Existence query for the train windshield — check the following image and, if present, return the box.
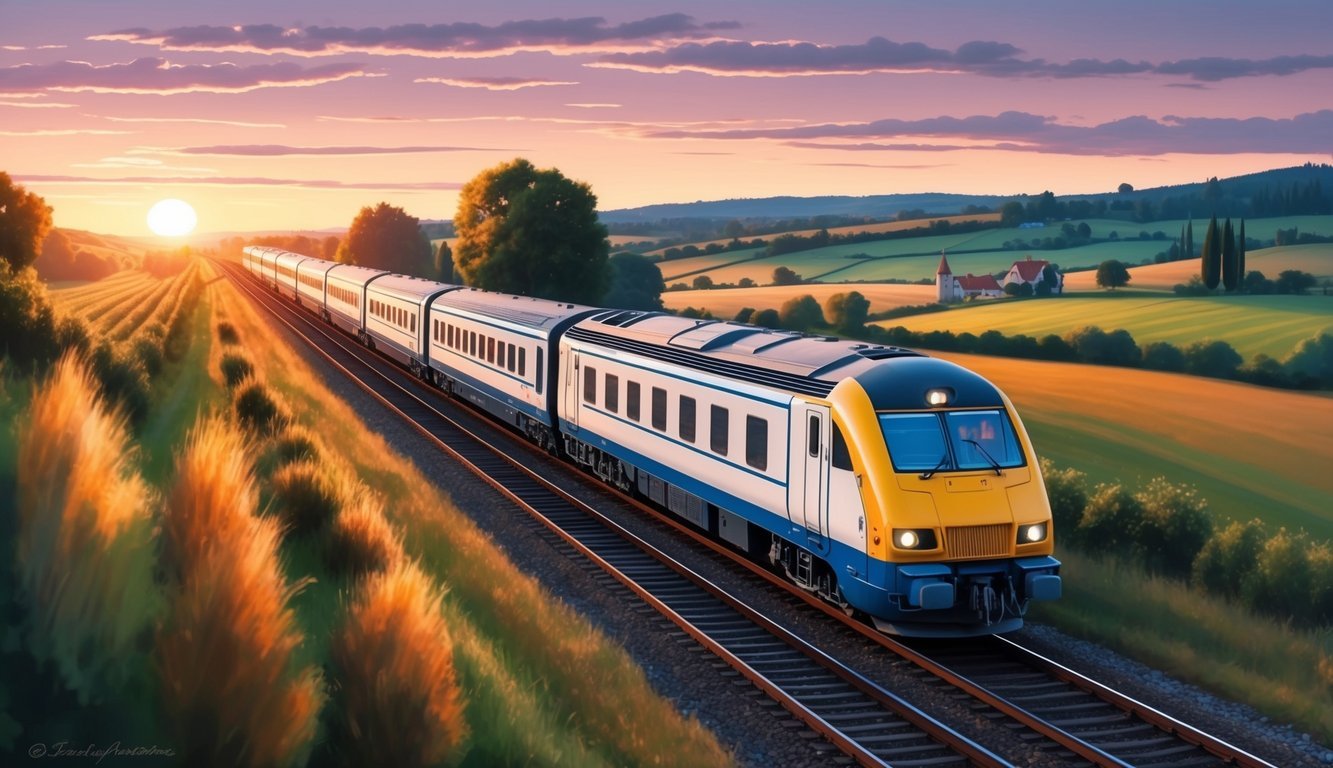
[878,410,1025,474]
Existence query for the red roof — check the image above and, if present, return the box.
[956,273,1001,291]
[936,253,952,275]
[1010,255,1049,282]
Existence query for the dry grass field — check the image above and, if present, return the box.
[1063,243,1333,291]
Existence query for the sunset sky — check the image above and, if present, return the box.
[3,0,1331,237]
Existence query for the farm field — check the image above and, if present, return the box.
[930,351,1333,539]
[876,293,1333,360]
[663,282,937,318]
[1062,243,1333,291]
[643,212,1001,257]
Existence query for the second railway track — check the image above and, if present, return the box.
[222,258,1287,768]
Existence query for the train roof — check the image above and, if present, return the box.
[296,257,341,275]
[326,263,390,287]
[566,310,1002,406]
[433,287,601,333]
[365,273,457,302]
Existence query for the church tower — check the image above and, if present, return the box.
[936,252,956,303]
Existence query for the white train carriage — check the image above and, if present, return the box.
[324,264,389,339]
[427,289,599,448]
[259,248,283,290]
[241,246,270,278]
[364,274,457,376]
[273,250,312,302]
[293,256,341,315]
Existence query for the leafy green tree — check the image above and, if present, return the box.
[1076,484,1143,560]
[1094,259,1131,290]
[1133,478,1213,579]
[999,200,1025,227]
[733,307,755,324]
[1201,216,1221,290]
[1064,326,1141,366]
[1245,529,1314,625]
[341,202,433,276]
[778,295,824,332]
[454,158,609,303]
[1140,341,1187,372]
[751,308,780,328]
[602,253,664,311]
[1282,331,1333,385]
[771,266,802,286]
[692,275,714,290]
[1,172,54,272]
[824,291,869,334]
[1039,458,1087,545]
[1274,269,1316,295]
[1221,218,1238,291]
[1183,339,1243,378]
[1243,270,1272,294]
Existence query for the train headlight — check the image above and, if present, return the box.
[892,528,937,550]
[925,388,952,407]
[1018,523,1048,544]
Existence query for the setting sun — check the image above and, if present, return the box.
[147,199,197,237]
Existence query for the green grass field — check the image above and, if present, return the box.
[876,293,1333,360]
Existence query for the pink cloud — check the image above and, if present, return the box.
[413,76,576,90]
[0,57,374,94]
[16,173,463,191]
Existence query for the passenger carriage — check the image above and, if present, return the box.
[292,256,341,315]
[323,264,388,339]
[363,274,457,377]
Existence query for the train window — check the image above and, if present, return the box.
[412,314,416,334]
[521,347,528,377]
[531,348,539,393]
[605,374,619,413]
[651,387,667,431]
[746,416,768,471]
[497,341,506,369]
[832,425,852,470]
[808,414,821,458]
[470,331,477,357]
[627,382,641,421]
[507,344,516,372]
[583,366,597,404]
[446,324,454,347]
[679,396,696,443]
[710,405,728,455]
[487,337,495,364]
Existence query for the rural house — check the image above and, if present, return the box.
[1003,255,1062,294]
[936,253,1003,303]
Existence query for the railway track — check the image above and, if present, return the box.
[223,260,1285,768]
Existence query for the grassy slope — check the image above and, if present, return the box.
[930,351,1333,538]
[663,282,937,318]
[877,293,1333,360]
[1062,243,1333,290]
[645,212,1001,257]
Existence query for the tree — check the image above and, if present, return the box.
[342,203,433,276]
[1236,220,1246,287]
[1117,182,1134,194]
[771,266,802,286]
[1282,331,1333,385]
[692,275,714,290]
[999,200,1025,228]
[0,172,54,272]
[1274,269,1317,294]
[454,158,609,304]
[824,291,869,334]
[1095,259,1131,290]
[1201,216,1221,290]
[601,253,664,311]
[434,240,454,283]
[1184,220,1194,260]
[1221,218,1238,292]
[751,308,780,328]
[1183,339,1242,379]
[778,295,825,332]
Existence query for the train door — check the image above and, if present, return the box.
[792,401,830,545]
[563,350,580,431]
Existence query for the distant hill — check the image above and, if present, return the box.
[597,164,1333,225]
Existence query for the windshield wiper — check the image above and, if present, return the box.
[919,455,951,479]
[963,439,1004,476]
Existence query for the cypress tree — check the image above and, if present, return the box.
[1179,225,1186,261]
[1201,216,1221,290]
[1221,217,1238,291]
[1237,220,1247,288]
[1185,220,1194,260]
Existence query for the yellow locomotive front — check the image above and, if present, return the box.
[826,356,1061,636]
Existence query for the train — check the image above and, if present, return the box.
[242,245,1061,637]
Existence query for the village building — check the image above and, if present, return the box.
[1003,255,1063,294]
[936,254,1003,303]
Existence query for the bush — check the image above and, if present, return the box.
[233,380,290,434]
[268,425,320,468]
[0,266,59,369]
[131,335,163,377]
[1141,341,1187,372]
[1064,326,1141,367]
[325,493,404,578]
[54,315,91,357]
[219,353,254,389]
[1133,477,1212,579]
[217,321,240,345]
[329,560,466,767]
[778,294,825,332]
[1183,339,1243,379]
[270,460,340,536]
[15,354,159,702]
[88,340,150,429]
[1192,519,1267,599]
[1076,483,1143,560]
[1040,459,1087,545]
[1244,528,1314,625]
[1282,331,1333,387]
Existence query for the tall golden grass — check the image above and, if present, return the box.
[157,415,323,767]
[330,559,465,767]
[15,353,159,703]
[325,491,404,577]
[270,459,340,535]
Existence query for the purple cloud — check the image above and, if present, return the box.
[0,57,373,94]
[91,15,740,58]
[595,36,1332,81]
[175,144,505,156]
[644,110,1333,156]
[16,174,462,191]
[413,76,576,90]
